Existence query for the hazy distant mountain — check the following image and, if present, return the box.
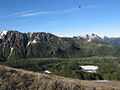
[74,33,102,42]
[75,34,120,47]
[0,30,120,61]
[102,36,120,47]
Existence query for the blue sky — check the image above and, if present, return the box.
[0,0,120,37]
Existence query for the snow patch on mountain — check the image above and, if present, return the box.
[8,47,14,59]
[85,33,102,42]
[11,47,14,52]
[29,33,33,37]
[27,39,37,46]
[31,39,37,44]
[27,41,31,46]
[0,30,8,38]
[73,33,102,42]
[1,30,8,36]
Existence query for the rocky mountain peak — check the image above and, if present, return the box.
[0,30,9,38]
[0,30,61,60]
[73,33,102,42]
[84,33,102,42]
[0,30,120,62]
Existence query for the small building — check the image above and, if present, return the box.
[44,70,51,74]
[79,65,98,73]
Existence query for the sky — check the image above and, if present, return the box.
[0,0,120,37]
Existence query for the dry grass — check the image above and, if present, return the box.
[0,65,120,90]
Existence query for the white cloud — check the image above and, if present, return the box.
[12,5,99,17]
[82,5,99,9]
[21,11,49,17]
[13,8,79,17]
[12,10,35,16]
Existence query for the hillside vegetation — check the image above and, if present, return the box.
[1,65,120,90]
[1,57,120,80]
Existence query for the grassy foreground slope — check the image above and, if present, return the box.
[0,65,120,90]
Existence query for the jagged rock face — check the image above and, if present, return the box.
[0,30,28,60]
[0,30,60,60]
[0,30,119,61]
[84,33,102,42]
[73,33,102,42]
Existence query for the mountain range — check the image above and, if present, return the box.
[0,30,120,61]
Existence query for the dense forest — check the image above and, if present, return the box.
[1,56,120,80]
